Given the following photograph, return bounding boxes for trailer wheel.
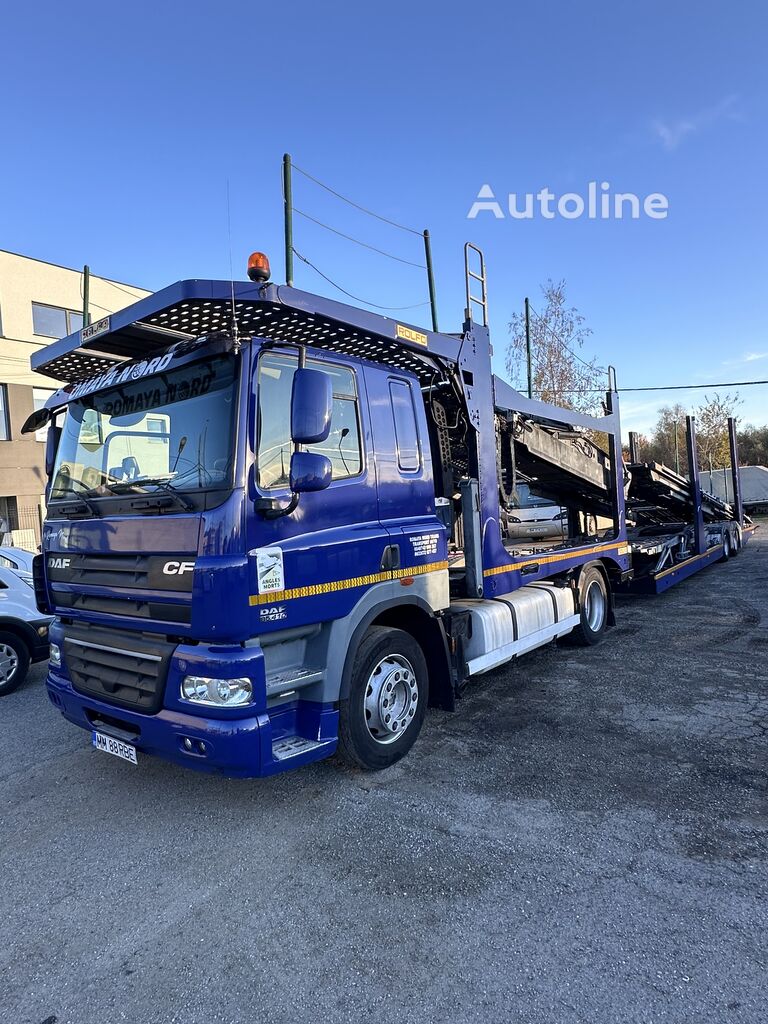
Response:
[720,530,732,561]
[570,567,609,647]
[338,626,429,770]
[0,631,30,697]
[731,524,741,555]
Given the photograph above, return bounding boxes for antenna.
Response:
[226,179,239,344]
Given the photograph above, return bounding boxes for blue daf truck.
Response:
[25,246,755,776]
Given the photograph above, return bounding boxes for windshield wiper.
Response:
[109,476,193,512]
[51,479,110,517]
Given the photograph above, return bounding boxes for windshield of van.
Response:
[513,483,554,509]
[49,354,238,504]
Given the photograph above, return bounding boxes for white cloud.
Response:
[652,95,742,150]
[722,351,768,367]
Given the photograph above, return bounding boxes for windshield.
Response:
[512,483,555,509]
[50,354,238,505]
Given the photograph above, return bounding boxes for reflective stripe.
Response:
[483,541,626,578]
[249,560,449,606]
[653,545,721,580]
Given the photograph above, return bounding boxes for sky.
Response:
[2,1,767,436]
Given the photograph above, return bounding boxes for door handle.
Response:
[381,545,401,571]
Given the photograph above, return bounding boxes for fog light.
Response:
[181,675,253,707]
[183,737,194,751]
[49,642,61,667]
[37,625,49,637]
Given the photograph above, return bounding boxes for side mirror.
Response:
[121,456,140,480]
[45,425,61,477]
[21,406,52,436]
[290,451,332,493]
[291,368,332,444]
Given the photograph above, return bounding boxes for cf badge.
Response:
[162,561,195,575]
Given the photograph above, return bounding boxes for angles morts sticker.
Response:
[254,547,285,594]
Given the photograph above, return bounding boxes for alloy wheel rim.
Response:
[363,654,419,744]
[0,644,19,685]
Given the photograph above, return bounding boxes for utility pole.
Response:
[674,420,680,475]
[423,229,438,333]
[283,153,294,287]
[525,296,532,399]
[82,265,91,327]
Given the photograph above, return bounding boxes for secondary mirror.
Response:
[290,451,332,492]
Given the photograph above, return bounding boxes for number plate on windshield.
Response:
[92,731,138,765]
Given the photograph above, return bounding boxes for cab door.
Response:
[365,364,449,611]
[246,347,394,634]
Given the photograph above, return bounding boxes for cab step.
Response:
[272,735,327,761]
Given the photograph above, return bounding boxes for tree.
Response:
[695,392,741,470]
[506,280,605,415]
[736,423,768,465]
[623,432,650,462]
[645,403,689,469]
[638,394,743,473]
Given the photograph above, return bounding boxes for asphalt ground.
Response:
[2,526,766,1024]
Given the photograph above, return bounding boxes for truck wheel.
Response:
[570,566,608,647]
[0,631,30,697]
[338,626,429,770]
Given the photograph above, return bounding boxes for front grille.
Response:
[46,553,195,591]
[63,624,175,713]
[54,592,190,624]
[47,552,194,626]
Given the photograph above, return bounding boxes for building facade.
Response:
[0,250,149,547]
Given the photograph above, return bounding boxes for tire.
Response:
[731,525,741,555]
[0,631,31,697]
[720,531,731,561]
[570,566,609,647]
[337,626,429,770]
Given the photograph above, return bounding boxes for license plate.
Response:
[92,731,138,765]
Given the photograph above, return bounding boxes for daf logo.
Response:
[163,561,195,576]
[48,557,71,570]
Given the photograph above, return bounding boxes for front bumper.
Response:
[45,623,338,778]
[29,617,53,662]
[506,521,564,539]
[47,670,338,778]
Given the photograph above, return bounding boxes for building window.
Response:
[0,385,10,441]
[33,388,55,441]
[32,302,84,339]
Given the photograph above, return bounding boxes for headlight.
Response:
[181,675,253,707]
[553,510,568,520]
[508,515,521,523]
[49,642,61,667]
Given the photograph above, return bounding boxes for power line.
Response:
[293,208,426,268]
[533,379,768,395]
[291,162,423,236]
[293,249,430,311]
